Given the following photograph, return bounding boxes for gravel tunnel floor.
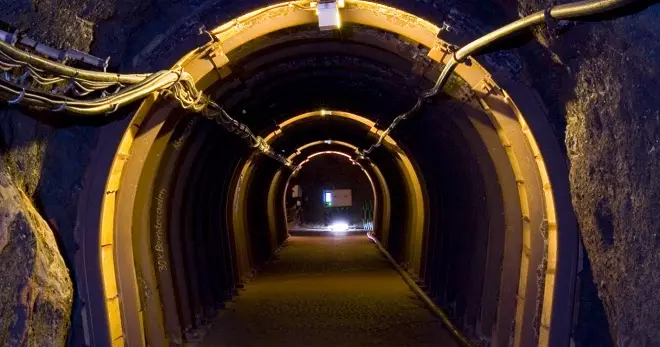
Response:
[197,233,460,347]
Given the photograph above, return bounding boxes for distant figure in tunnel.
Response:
[291,184,303,225]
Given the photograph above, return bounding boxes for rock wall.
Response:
[0,168,73,346]
[0,107,101,346]
[511,2,660,345]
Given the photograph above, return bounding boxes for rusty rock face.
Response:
[0,168,73,346]
[510,1,660,344]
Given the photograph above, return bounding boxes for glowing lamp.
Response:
[329,221,350,232]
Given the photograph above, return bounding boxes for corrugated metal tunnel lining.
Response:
[80,3,577,347]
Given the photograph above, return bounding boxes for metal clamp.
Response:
[7,88,25,104]
[52,101,67,112]
[106,103,120,115]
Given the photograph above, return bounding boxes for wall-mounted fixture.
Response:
[313,0,345,31]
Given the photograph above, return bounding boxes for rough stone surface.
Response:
[1,0,112,52]
[564,18,660,347]
[0,108,51,197]
[0,106,101,345]
[0,167,73,346]
[510,2,660,345]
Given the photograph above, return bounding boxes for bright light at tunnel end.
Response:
[329,221,349,233]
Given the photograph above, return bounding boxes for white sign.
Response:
[324,189,352,207]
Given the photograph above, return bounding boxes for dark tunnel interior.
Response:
[287,154,373,227]
[117,22,540,346]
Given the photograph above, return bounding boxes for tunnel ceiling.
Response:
[198,24,479,160]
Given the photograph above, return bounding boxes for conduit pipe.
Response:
[432,0,637,92]
[359,0,638,157]
[0,39,147,84]
[0,70,181,113]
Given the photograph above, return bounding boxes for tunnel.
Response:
[58,2,585,347]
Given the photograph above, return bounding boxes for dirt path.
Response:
[199,234,459,347]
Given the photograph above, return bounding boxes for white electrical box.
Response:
[324,189,352,207]
[317,1,341,31]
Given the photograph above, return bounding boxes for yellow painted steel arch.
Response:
[285,140,359,162]
[261,110,426,276]
[99,1,570,346]
[269,140,389,238]
[275,150,381,233]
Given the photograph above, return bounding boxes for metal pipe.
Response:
[0,38,148,84]
[358,0,638,158]
[0,70,178,114]
[0,30,17,45]
[18,36,37,48]
[66,49,111,70]
[0,28,293,166]
[439,0,637,92]
[34,43,67,62]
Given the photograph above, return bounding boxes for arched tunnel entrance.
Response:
[282,150,376,232]
[76,2,579,346]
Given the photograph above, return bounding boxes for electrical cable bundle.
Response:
[0,38,292,168]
